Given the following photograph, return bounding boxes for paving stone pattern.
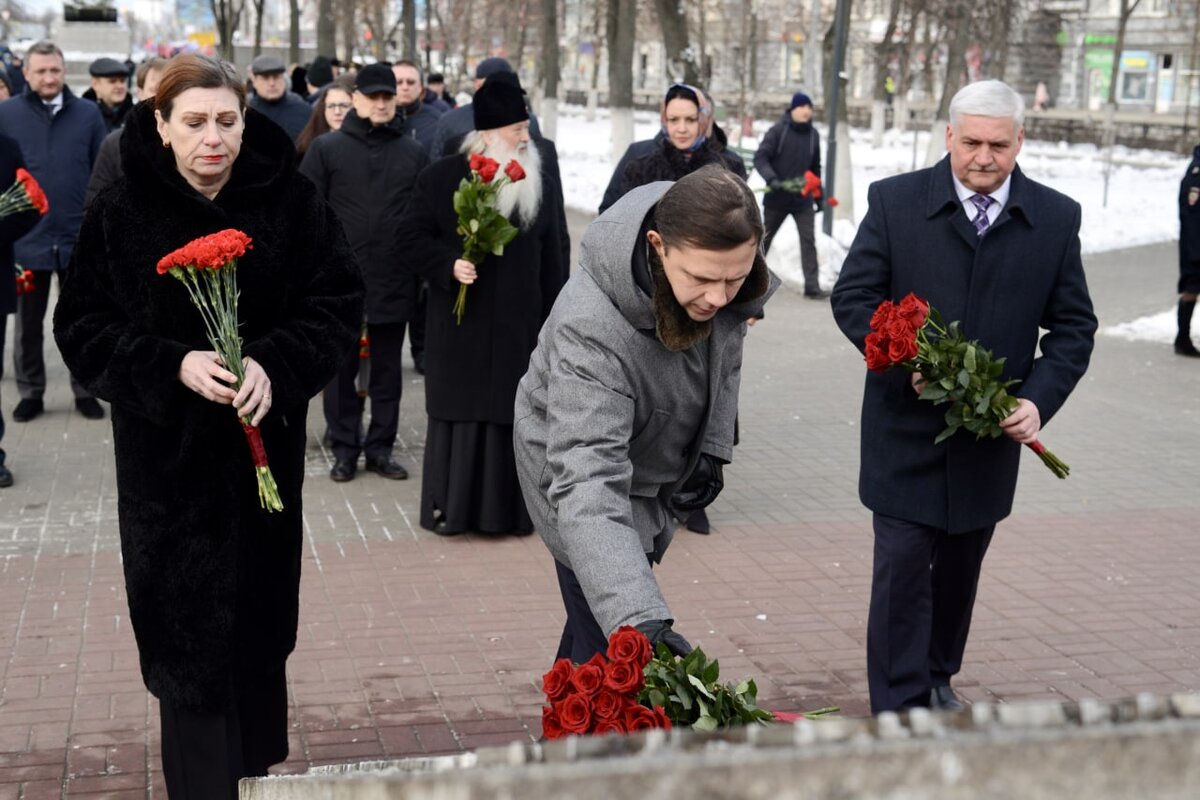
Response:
[0,229,1198,796]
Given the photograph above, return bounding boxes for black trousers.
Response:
[159,666,289,799]
[553,557,656,665]
[322,321,405,462]
[13,269,92,400]
[761,204,820,294]
[867,513,994,714]
[410,282,427,360]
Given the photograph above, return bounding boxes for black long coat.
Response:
[0,133,41,315]
[831,158,1097,533]
[53,102,363,711]
[299,110,429,323]
[1179,145,1200,294]
[396,141,568,424]
[618,132,747,198]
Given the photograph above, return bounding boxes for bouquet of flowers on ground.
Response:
[541,627,834,738]
[865,292,1070,479]
[0,168,50,219]
[450,153,526,325]
[157,229,284,511]
[13,265,33,296]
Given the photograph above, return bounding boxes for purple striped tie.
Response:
[970,194,993,237]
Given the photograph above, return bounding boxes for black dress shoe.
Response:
[413,352,425,375]
[75,398,105,419]
[12,398,43,422]
[1175,337,1200,357]
[930,685,964,712]
[432,519,460,536]
[804,289,832,300]
[0,463,13,488]
[364,456,409,480]
[329,458,357,482]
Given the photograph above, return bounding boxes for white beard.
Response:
[461,132,543,230]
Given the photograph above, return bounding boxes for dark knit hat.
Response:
[475,57,513,80]
[472,78,528,130]
[307,55,334,88]
[790,91,813,110]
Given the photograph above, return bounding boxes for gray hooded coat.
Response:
[514,182,779,636]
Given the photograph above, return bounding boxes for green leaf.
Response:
[957,369,970,389]
[934,424,960,445]
[687,674,717,701]
[693,715,718,732]
[963,344,976,372]
[702,659,721,685]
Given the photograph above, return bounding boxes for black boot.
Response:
[1175,300,1200,357]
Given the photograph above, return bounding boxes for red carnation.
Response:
[541,704,565,740]
[606,625,653,669]
[624,704,659,733]
[558,692,593,735]
[603,659,644,696]
[503,159,526,182]
[15,168,48,216]
[569,652,606,697]
[542,658,573,703]
[593,718,627,735]
[593,688,631,722]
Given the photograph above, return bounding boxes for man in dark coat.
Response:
[392,60,443,154]
[429,58,542,159]
[397,77,568,535]
[85,57,168,208]
[300,63,429,482]
[754,91,825,298]
[82,57,134,132]
[248,54,311,142]
[831,80,1097,715]
[0,40,107,422]
[0,135,44,487]
[1176,144,1200,357]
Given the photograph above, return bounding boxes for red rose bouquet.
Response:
[450,154,527,324]
[0,168,50,219]
[157,229,284,511]
[763,169,839,208]
[865,292,1070,479]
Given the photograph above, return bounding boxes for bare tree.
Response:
[340,0,358,64]
[653,0,700,84]
[607,0,636,162]
[318,0,337,57]
[250,0,266,56]
[209,0,246,61]
[289,0,301,63]
[540,0,561,137]
[1106,0,1143,106]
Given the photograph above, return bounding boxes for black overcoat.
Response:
[52,102,364,711]
[618,134,747,198]
[831,158,1097,533]
[1179,145,1200,294]
[396,141,568,424]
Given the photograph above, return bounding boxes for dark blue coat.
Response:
[832,158,1097,533]
[0,87,106,271]
[753,115,821,212]
[248,90,312,142]
[0,134,42,314]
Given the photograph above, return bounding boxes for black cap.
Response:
[251,54,286,75]
[427,72,445,84]
[89,57,129,78]
[355,63,396,96]
[307,55,333,88]
[473,79,529,130]
[475,57,513,80]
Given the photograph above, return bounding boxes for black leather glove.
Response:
[671,453,725,513]
[635,619,693,657]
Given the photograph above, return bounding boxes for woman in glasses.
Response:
[295,74,355,156]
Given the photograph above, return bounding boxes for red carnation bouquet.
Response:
[450,154,527,324]
[865,292,1070,479]
[157,229,284,511]
[0,168,50,219]
[13,265,34,296]
[541,626,820,739]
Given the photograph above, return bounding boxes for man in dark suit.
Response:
[831,80,1097,715]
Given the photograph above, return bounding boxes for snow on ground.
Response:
[552,103,1187,339]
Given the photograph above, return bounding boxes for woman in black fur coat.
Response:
[616,84,747,197]
[53,55,363,798]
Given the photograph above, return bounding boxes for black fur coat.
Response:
[53,101,364,711]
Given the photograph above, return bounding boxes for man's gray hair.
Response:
[26,40,64,63]
[949,80,1025,131]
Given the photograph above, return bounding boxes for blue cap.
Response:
[790,92,813,110]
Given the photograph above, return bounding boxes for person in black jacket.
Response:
[85,57,168,208]
[248,54,311,142]
[392,60,443,154]
[0,135,44,487]
[396,77,568,536]
[616,84,746,200]
[53,54,363,799]
[82,57,134,133]
[754,91,826,298]
[1176,143,1200,357]
[300,63,430,482]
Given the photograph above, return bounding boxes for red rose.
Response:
[624,704,659,733]
[593,718,627,735]
[603,659,643,695]
[884,315,914,342]
[888,332,918,363]
[593,688,631,721]
[541,705,565,739]
[503,159,526,182]
[468,153,486,172]
[607,625,653,668]
[864,332,891,373]
[477,158,500,183]
[569,652,606,697]
[542,658,573,703]
[558,692,593,735]
[869,300,895,332]
[652,705,672,730]
[895,292,930,330]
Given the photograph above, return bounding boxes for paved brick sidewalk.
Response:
[1,233,1199,797]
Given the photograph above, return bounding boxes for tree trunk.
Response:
[403,0,417,59]
[252,0,265,57]
[653,0,699,85]
[541,0,561,138]
[208,0,244,62]
[289,0,301,63]
[926,0,970,166]
[340,0,357,64]
[318,0,336,57]
[1106,0,1142,106]
[805,0,822,101]
[607,0,635,163]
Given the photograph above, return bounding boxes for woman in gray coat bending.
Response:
[514,165,779,667]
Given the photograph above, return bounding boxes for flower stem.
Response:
[1026,440,1069,479]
